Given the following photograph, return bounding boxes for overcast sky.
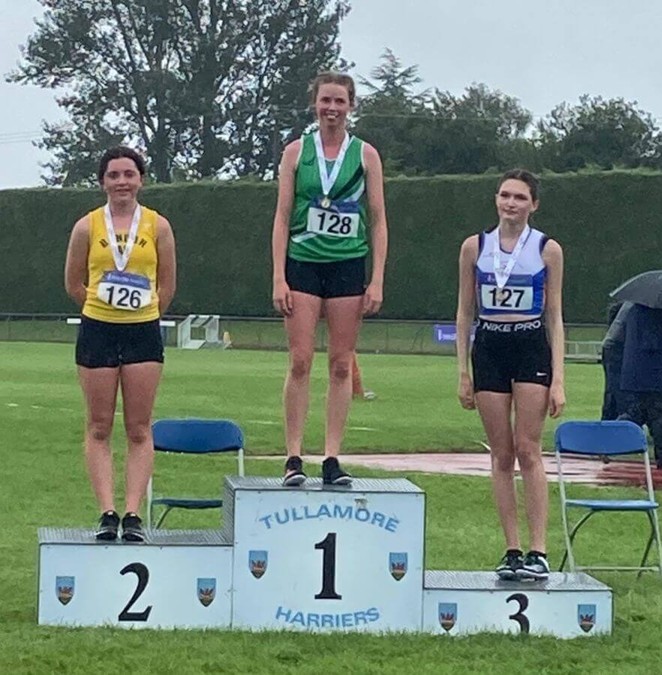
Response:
[2,0,662,189]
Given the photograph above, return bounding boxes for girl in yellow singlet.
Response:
[64,146,176,543]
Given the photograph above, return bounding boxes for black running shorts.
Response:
[75,315,164,368]
[471,318,552,393]
[285,256,366,299]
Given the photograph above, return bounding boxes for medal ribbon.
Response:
[313,130,351,204]
[103,203,141,272]
[493,224,531,290]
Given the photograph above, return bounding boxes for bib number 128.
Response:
[307,207,358,238]
[315,212,353,236]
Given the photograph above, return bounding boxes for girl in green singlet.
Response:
[271,72,388,487]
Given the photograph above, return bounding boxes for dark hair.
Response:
[309,71,356,107]
[97,146,146,183]
[497,168,540,202]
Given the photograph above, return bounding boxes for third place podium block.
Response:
[423,571,612,638]
[223,476,425,632]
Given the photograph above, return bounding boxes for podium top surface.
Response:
[225,476,424,494]
[38,528,231,546]
[425,570,611,592]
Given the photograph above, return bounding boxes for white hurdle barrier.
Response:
[66,318,176,328]
[176,314,221,349]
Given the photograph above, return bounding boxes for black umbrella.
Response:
[610,270,662,308]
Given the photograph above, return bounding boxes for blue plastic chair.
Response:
[555,420,662,575]
[146,418,245,528]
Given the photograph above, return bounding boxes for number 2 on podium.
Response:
[118,562,153,622]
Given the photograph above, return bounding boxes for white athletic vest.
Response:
[475,226,548,317]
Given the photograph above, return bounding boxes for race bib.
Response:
[97,271,151,311]
[306,198,359,238]
[481,284,533,312]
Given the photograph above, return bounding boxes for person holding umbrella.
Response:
[601,301,635,421]
[611,272,662,468]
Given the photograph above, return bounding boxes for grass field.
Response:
[1,342,661,674]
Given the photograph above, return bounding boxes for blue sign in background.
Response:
[433,324,476,344]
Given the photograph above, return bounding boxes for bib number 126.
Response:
[104,285,143,309]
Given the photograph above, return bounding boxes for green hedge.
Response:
[2,171,660,322]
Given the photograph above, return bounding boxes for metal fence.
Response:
[0,313,606,359]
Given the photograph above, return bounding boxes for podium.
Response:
[223,477,424,631]
[38,529,233,628]
[423,571,611,638]
[38,477,613,636]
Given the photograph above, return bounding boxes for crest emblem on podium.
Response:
[577,604,596,633]
[56,576,75,606]
[249,550,268,578]
[438,602,457,632]
[197,578,216,607]
[389,552,408,580]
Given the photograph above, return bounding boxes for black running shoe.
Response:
[322,457,352,486]
[517,551,550,581]
[121,512,145,543]
[495,549,524,580]
[95,510,120,541]
[283,456,306,487]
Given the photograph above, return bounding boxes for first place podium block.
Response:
[223,476,425,632]
[38,528,233,628]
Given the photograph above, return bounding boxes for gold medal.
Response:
[321,196,331,209]
[496,288,506,303]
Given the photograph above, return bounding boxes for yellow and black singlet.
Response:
[82,205,160,323]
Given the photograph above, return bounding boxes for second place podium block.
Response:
[38,529,233,628]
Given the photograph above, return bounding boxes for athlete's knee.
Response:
[289,353,313,381]
[514,438,542,471]
[87,416,114,443]
[491,449,516,474]
[328,354,352,382]
[124,420,151,446]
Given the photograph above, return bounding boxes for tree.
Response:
[416,84,534,174]
[7,0,350,185]
[352,49,430,175]
[537,95,662,172]
[354,55,536,176]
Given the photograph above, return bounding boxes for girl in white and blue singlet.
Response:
[456,169,565,583]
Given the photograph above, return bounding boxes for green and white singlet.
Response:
[287,132,369,263]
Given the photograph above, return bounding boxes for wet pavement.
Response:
[283,452,662,488]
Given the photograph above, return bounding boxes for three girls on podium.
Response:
[65,73,563,584]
